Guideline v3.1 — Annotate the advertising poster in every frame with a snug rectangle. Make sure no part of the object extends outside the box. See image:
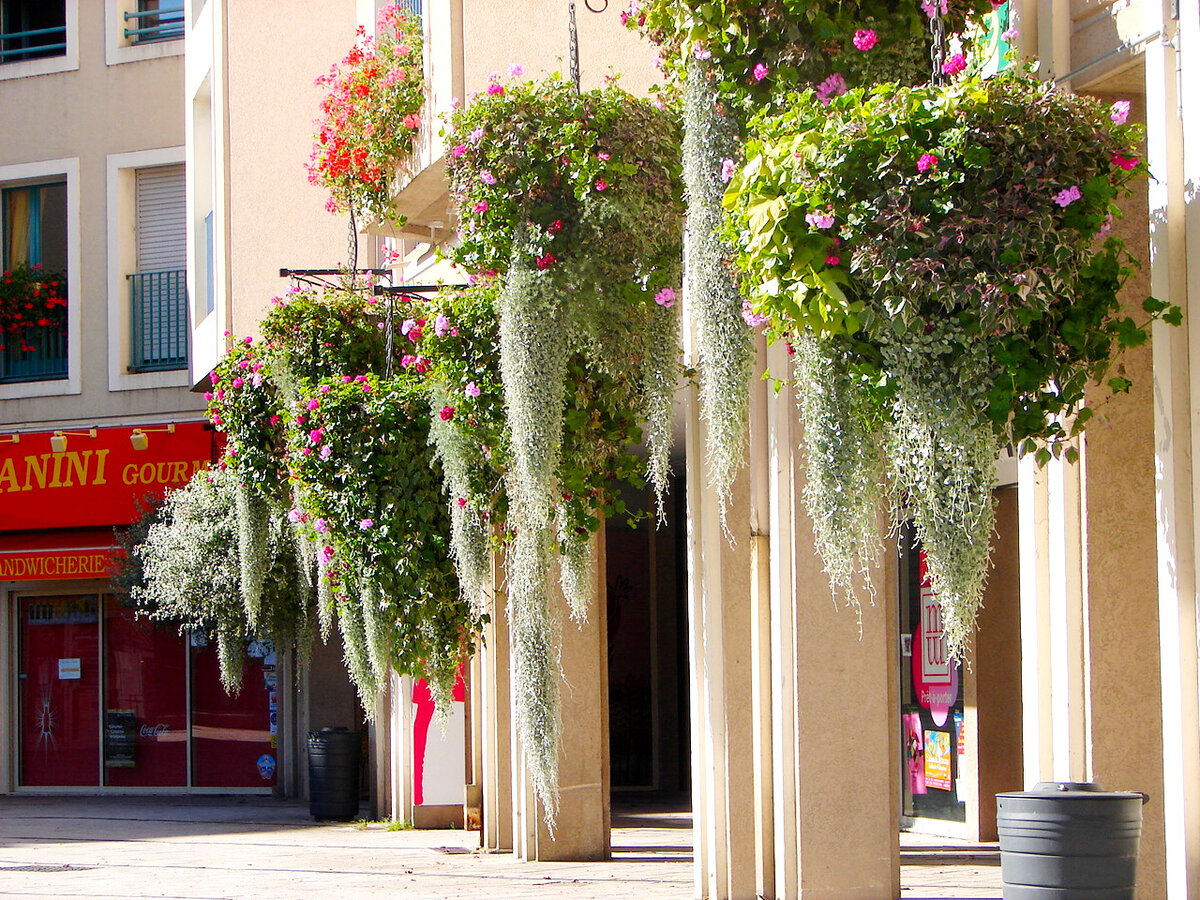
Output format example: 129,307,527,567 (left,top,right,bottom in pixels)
924,730,952,791
954,710,965,759
904,712,926,795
